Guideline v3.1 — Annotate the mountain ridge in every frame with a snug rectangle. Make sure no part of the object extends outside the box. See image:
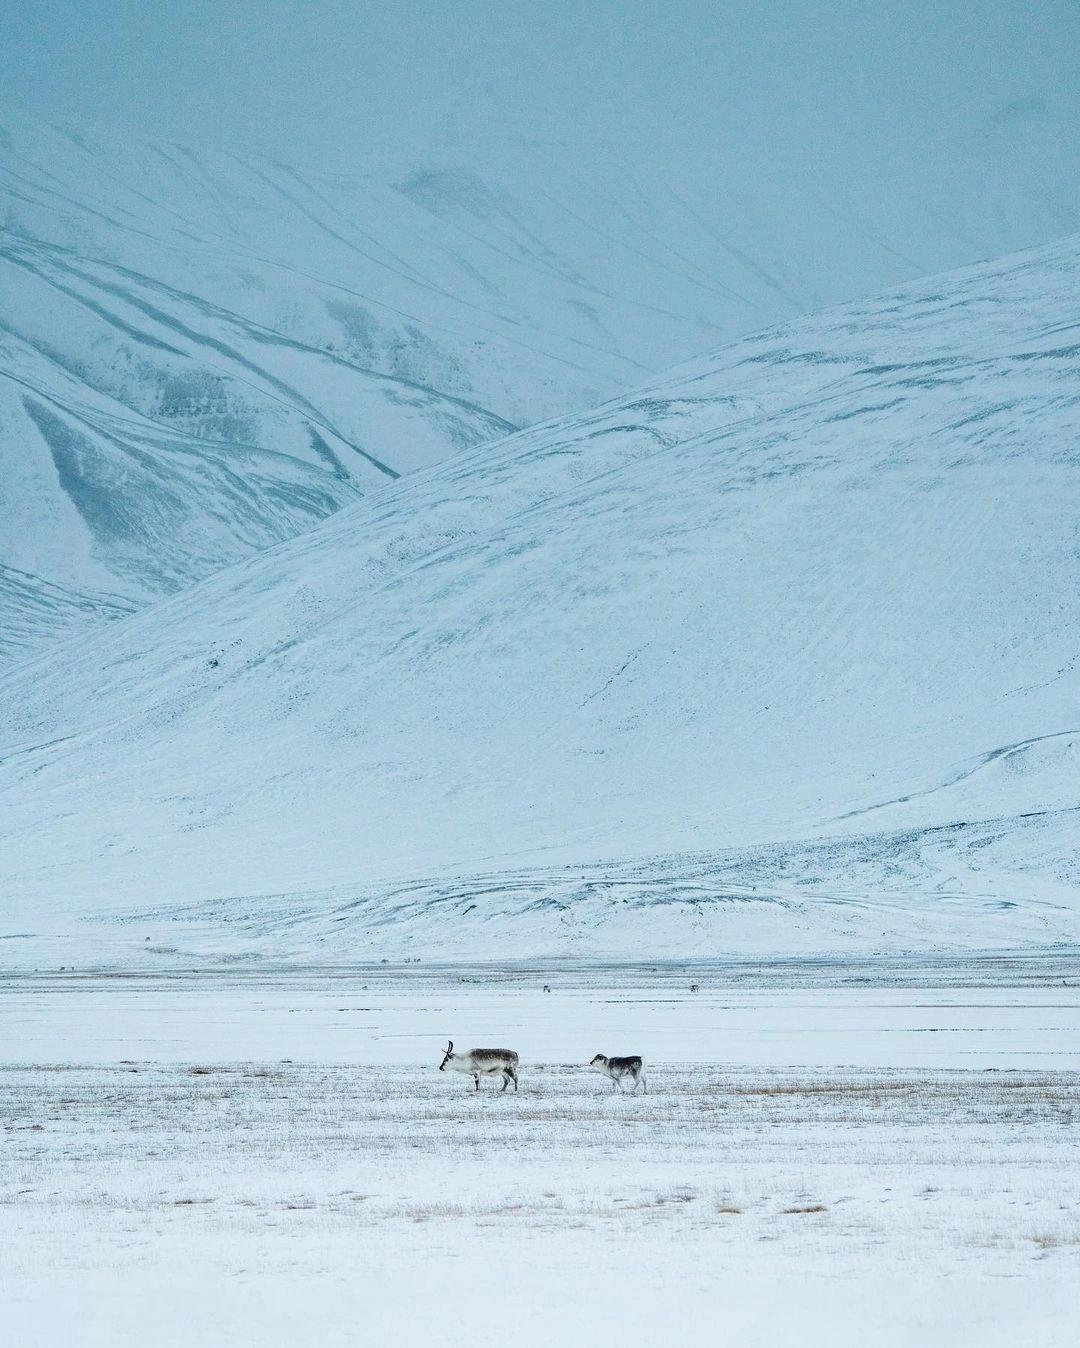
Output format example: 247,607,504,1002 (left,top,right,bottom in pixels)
5,101,1080,660
2,233,1078,958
